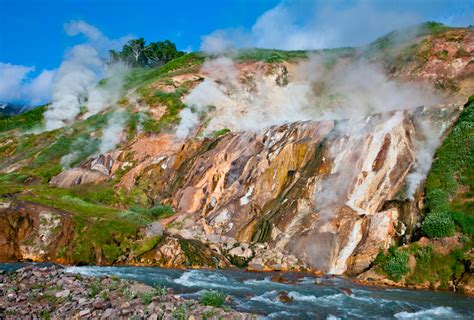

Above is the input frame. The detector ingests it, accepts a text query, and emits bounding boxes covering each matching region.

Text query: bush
[374,247,410,282]
[383,249,410,282]
[199,290,226,307]
[140,292,154,305]
[422,211,455,238]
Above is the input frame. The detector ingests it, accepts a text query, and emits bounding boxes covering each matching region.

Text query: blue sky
[0,0,472,104]
[0,0,280,71]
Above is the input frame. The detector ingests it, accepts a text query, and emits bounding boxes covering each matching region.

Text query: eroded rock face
[105,103,462,274]
[50,153,117,188]
[0,200,74,262]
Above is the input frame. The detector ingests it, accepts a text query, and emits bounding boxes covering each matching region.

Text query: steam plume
[178,55,441,137]
[44,21,130,131]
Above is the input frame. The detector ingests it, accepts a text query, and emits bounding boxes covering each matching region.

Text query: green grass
[235,48,309,62]
[199,290,226,307]
[0,110,111,183]
[138,87,188,134]
[0,105,46,133]
[406,245,468,289]
[209,128,230,138]
[120,204,174,225]
[424,95,474,237]
[124,53,204,90]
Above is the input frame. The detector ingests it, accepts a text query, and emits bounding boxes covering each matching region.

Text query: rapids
[2,264,471,319]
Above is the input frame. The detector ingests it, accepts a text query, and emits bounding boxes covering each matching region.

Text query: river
[1,263,473,319]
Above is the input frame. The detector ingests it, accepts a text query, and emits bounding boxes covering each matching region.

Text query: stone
[101,308,116,319]
[79,308,91,317]
[146,222,164,237]
[55,289,70,299]
[92,300,106,309]
[7,292,16,302]
[278,291,293,303]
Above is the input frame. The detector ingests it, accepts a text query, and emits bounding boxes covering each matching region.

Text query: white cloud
[0,62,55,105]
[64,20,102,40]
[199,0,470,52]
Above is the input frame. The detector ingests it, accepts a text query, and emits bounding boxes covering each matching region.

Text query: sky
[0,0,473,105]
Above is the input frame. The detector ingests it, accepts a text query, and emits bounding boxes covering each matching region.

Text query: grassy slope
[0,53,209,265]
[424,95,474,235]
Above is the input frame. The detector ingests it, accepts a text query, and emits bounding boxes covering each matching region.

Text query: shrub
[155,285,167,296]
[421,211,455,238]
[384,250,409,282]
[140,292,154,305]
[199,290,226,307]
[374,247,410,282]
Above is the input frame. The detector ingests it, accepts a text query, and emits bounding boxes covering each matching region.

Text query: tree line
[109,38,184,68]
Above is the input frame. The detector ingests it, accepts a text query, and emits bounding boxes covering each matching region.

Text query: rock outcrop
[79,103,461,274]
[0,200,74,263]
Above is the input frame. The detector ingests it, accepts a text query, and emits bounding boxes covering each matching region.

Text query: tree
[108,38,184,68]
[145,40,184,67]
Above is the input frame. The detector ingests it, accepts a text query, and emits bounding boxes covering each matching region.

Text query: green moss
[132,236,162,257]
[251,219,271,243]
[178,239,220,267]
[209,128,230,138]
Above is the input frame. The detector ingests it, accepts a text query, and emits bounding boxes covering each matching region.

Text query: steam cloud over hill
[44,21,130,131]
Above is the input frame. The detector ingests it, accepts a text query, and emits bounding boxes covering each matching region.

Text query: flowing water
[1,264,473,319]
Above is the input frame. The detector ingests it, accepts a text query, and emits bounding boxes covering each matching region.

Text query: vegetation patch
[374,247,410,282]
[424,95,474,237]
[421,211,455,238]
[0,105,46,133]
[199,290,226,308]
[406,245,467,289]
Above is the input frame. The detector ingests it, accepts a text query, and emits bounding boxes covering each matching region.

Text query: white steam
[178,55,441,137]
[44,21,130,131]
[405,120,444,200]
[99,111,128,154]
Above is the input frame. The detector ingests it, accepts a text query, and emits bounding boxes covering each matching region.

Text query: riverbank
[0,265,257,319]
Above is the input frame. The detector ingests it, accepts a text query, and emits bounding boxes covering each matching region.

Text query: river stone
[146,222,164,237]
[55,289,70,299]
[79,308,91,317]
